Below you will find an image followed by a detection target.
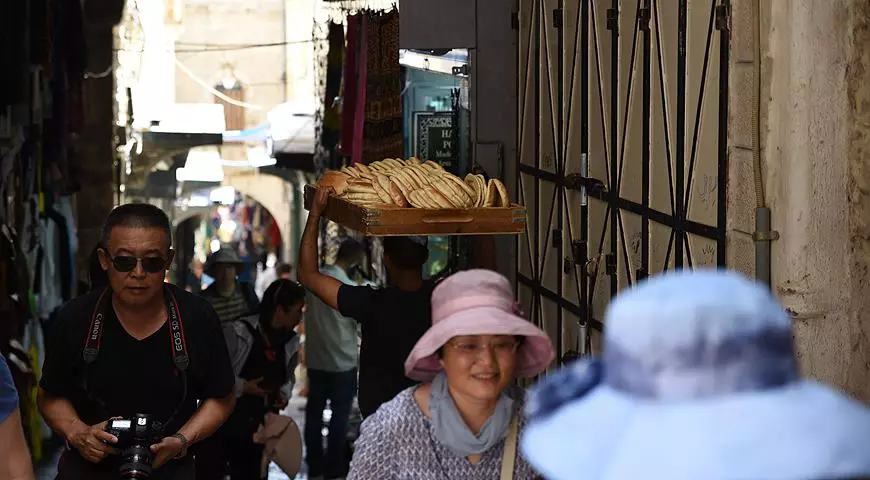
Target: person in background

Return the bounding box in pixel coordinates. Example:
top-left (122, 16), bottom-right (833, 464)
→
top-left (184, 260), bottom-right (205, 293)
top-left (195, 279), bottom-right (306, 480)
top-left (201, 248), bottom-right (259, 323)
top-left (255, 253), bottom-right (279, 300)
top-left (276, 262), bottom-right (293, 280)
top-left (38, 203), bottom-right (236, 480)
top-left (348, 270), bottom-right (553, 479)
top-left (0, 353), bottom-right (35, 480)
top-left (300, 187), bottom-right (497, 419)
top-left (520, 270), bottom-right (870, 480)
top-left (77, 244), bottom-right (110, 296)
top-left (303, 239), bottom-right (366, 480)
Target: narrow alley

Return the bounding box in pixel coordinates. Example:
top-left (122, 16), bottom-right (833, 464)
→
top-left (4, 0), bottom-right (870, 479)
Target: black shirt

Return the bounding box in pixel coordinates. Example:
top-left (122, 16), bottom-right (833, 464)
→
top-left (337, 281), bottom-right (435, 417)
top-left (40, 284), bottom-right (235, 473)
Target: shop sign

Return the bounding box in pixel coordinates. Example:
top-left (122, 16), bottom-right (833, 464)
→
top-left (412, 112), bottom-right (454, 168)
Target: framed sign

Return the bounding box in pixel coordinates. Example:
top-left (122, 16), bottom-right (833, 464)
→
top-left (412, 111), bottom-right (454, 169)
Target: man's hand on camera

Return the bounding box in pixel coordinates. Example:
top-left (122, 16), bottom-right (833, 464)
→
top-left (150, 435), bottom-right (185, 469)
top-left (68, 419), bottom-right (119, 463)
top-left (243, 377), bottom-right (271, 397)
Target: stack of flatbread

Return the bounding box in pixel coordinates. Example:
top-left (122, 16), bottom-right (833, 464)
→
top-left (316, 158), bottom-right (511, 209)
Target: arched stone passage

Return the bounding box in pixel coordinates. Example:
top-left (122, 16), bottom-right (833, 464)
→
top-left (222, 170), bottom-right (294, 262)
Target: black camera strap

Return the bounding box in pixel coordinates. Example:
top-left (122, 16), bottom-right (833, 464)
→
top-left (81, 286), bottom-right (190, 431)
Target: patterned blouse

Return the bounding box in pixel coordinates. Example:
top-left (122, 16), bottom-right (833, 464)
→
top-left (347, 388), bottom-right (540, 480)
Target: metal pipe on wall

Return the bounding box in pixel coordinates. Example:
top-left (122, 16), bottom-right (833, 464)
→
top-left (751, 0), bottom-right (776, 287)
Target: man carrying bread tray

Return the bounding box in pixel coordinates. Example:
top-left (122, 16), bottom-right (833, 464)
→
top-left (299, 186), bottom-right (497, 419)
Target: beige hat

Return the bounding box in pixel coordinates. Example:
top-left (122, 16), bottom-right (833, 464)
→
top-left (255, 414), bottom-right (303, 478)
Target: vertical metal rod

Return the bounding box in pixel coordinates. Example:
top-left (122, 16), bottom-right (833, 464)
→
top-left (675, 0), bottom-right (687, 268)
top-left (717, 0), bottom-right (730, 267)
top-left (516, 1), bottom-right (522, 302)
top-left (609, 0), bottom-right (619, 295)
top-left (534, 0), bottom-right (542, 326)
top-left (641, 0), bottom-right (651, 277)
top-left (556, 0), bottom-right (565, 361)
top-left (580, 0), bottom-right (591, 353)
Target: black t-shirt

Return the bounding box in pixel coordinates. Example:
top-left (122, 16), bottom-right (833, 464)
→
top-left (337, 281), bottom-right (435, 417)
top-left (40, 284), bottom-right (234, 471)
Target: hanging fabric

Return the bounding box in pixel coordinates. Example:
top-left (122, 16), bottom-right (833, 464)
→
top-left (362, 9), bottom-right (402, 165)
top-left (321, 22), bottom-right (345, 152)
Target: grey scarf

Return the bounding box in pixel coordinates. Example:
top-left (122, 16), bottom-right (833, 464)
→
top-left (429, 372), bottom-right (515, 458)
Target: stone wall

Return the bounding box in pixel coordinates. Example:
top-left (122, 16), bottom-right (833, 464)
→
top-left (76, 25), bottom-right (117, 275)
top-left (174, 0), bottom-right (288, 128)
top-left (732, 0), bottom-right (870, 401)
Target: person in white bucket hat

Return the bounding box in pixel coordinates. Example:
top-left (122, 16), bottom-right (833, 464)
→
top-left (521, 269), bottom-right (870, 480)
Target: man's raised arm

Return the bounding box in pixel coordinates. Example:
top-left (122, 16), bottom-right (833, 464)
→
top-left (298, 187), bottom-right (343, 310)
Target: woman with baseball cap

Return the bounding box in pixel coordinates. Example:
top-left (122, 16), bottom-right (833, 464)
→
top-left (347, 269), bottom-right (554, 480)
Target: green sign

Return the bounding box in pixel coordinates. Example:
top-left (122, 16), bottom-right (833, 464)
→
top-left (412, 112), bottom-right (454, 169)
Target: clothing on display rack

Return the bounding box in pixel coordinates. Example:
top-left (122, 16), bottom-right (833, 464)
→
top-left (0, 0), bottom-right (89, 460)
top-left (362, 9), bottom-right (402, 165)
top-left (322, 22), bottom-right (345, 151)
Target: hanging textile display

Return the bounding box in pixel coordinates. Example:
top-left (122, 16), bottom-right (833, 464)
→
top-left (362, 9), bottom-right (402, 165)
top-left (340, 14), bottom-right (367, 166)
top-left (321, 22), bottom-right (345, 152)
top-left (1, 0), bottom-right (88, 457)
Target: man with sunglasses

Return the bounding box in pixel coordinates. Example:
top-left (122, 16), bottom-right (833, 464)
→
top-left (38, 203), bottom-right (236, 480)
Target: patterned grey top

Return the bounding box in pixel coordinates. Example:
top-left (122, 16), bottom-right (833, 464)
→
top-left (347, 388), bottom-right (540, 480)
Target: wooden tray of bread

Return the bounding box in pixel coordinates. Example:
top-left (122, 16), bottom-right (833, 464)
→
top-left (304, 158), bottom-right (526, 236)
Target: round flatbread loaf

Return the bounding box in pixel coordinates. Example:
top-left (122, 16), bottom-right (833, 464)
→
top-left (369, 162), bottom-right (388, 172)
top-left (383, 158), bottom-right (405, 169)
top-left (472, 174), bottom-right (487, 207)
top-left (432, 177), bottom-right (466, 208)
top-left (484, 180), bottom-right (498, 207)
top-left (464, 174), bottom-right (482, 207)
top-left (491, 178), bottom-right (510, 207)
top-left (425, 186), bottom-right (454, 209)
top-left (317, 171), bottom-right (349, 196)
top-left (406, 167), bottom-right (431, 187)
top-left (387, 179), bottom-right (409, 207)
top-left (437, 177), bottom-right (473, 208)
top-left (370, 180), bottom-right (393, 204)
top-left (408, 189), bottom-right (435, 209)
top-left (441, 173), bottom-right (476, 202)
top-left (345, 192), bottom-right (382, 203)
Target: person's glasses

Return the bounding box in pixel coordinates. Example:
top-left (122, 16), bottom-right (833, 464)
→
top-left (106, 253), bottom-right (168, 273)
top-left (447, 339), bottom-right (520, 357)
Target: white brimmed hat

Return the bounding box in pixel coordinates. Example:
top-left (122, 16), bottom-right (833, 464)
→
top-left (521, 269), bottom-right (870, 480)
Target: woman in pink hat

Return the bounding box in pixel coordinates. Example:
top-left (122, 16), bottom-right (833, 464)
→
top-left (347, 269), bottom-right (554, 480)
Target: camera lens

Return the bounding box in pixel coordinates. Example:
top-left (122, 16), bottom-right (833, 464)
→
top-left (119, 444), bottom-right (155, 478)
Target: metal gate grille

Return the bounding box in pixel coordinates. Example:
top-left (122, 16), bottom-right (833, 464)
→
top-left (516, 0), bottom-right (730, 365)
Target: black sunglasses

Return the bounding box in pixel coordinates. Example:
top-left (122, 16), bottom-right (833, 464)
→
top-left (106, 253), bottom-right (168, 273)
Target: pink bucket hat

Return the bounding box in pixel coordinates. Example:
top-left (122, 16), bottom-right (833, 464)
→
top-left (404, 269), bottom-right (555, 382)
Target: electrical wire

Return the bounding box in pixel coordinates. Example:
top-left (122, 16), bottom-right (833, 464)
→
top-left (84, 66), bottom-right (113, 79)
top-left (173, 58), bottom-right (265, 110)
top-left (115, 38), bottom-right (325, 54)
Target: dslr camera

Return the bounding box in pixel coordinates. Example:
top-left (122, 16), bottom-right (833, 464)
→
top-left (105, 414), bottom-right (164, 478)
